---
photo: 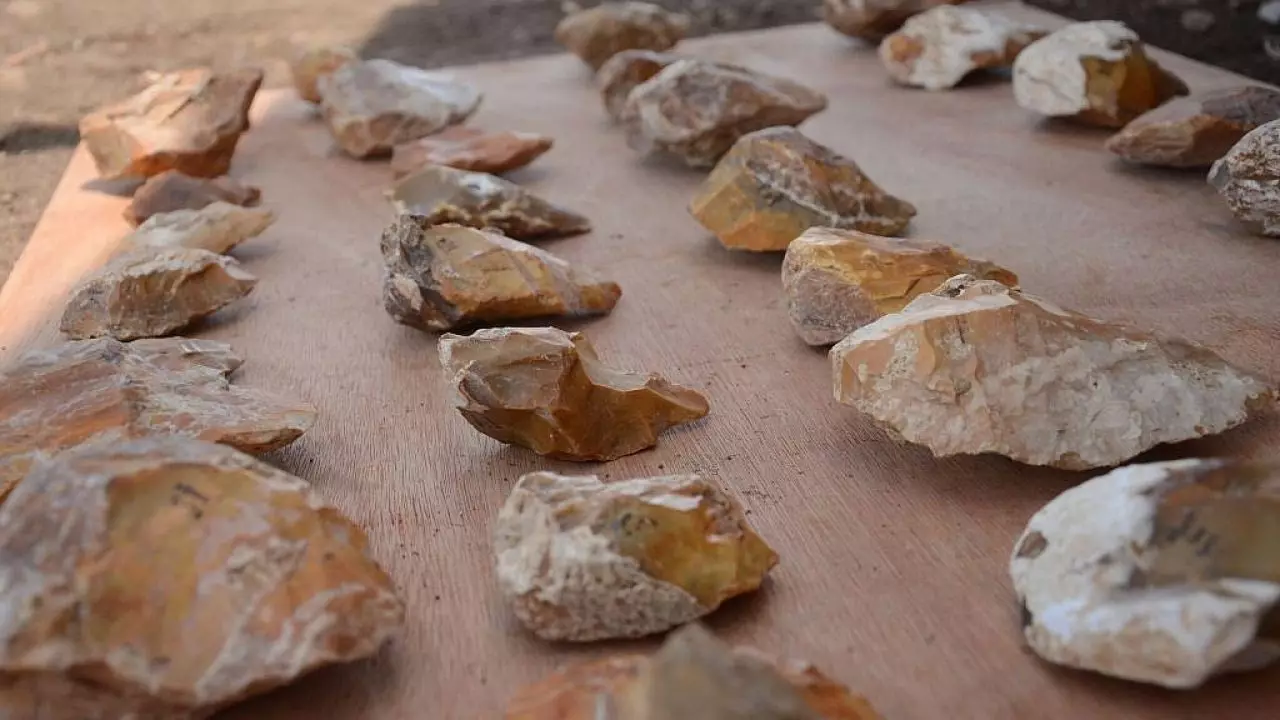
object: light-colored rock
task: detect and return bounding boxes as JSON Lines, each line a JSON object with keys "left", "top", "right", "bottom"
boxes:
{"left": 390, "top": 126, "right": 553, "bottom": 178}
{"left": 1107, "top": 86, "right": 1280, "bottom": 168}
{"left": 1013, "top": 21, "right": 1188, "bottom": 128}
{"left": 1011, "top": 458, "right": 1280, "bottom": 688}
{"left": 0, "top": 437, "right": 404, "bottom": 719}
{"left": 381, "top": 220, "right": 620, "bottom": 331}
{"left": 291, "top": 44, "right": 357, "bottom": 103}
{"left": 389, "top": 165, "right": 590, "bottom": 240}
{"left": 122, "top": 201, "right": 276, "bottom": 255}
{"left": 495, "top": 472, "right": 777, "bottom": 641}
{"left": 690, "top": 127, "right": 916, "bottom": 251}
{"left": 124, "top": 170, "right": 261, "bottom": 226}
{"left": 0, "top": 337, "right": 316, "bottom": 502}
{"left": 504, "top": 624, "right": 884, "bottom": 719}
{"left": 555, "top": 1, "right": 689, "bottom": 70}
{"left": 79, "top": 68, "right": 263, "bottom": 180}
{"left": 622, "top": 59, "right": 828, "bottom": 168}
{"left": 597, "top": 49, "right": 682, "bottom": 121}
{"left": 782, "top": 227, "right": 1017, "bottom": 345}
{"left": 60, "top": 247, "right": 256, "bottom": 341}
{"left": 1208, "top": 119, "right": 1280, "bottom": 237}
{"left": 318, "top": 59, "right": 482, "bottom": 158}
{"left": 879, "top": 6, "right": 1046, "bottom": 90}
{"left": 439, "top": 327, "right": 709, "bottom": 461}
{"left": 830, "top": 275, "right": 1275, "bottom": 470}
{"left": 823, "top": 0, "right": 973, "bottom": 42}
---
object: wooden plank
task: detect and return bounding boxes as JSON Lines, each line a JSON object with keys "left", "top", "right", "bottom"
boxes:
{"left": 3, "top": 4, "right": 1280, "bottom": 718}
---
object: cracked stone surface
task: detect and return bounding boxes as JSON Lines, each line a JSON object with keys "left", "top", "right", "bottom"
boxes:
{"left": 318, "top": 58, "right": 482, "bottom": 158}
{"left": 389, "top": 165, "right": 590, "bottom": 240}
{"left": 824, "top": 0, "right": 974, "bottom": 42}
{"left": 390, "top": 126, "right": 554, "bottom": 178}
{"left": 783, "top": 227, "right": 1017, "bottom": 345}
{"left": 380, "top": 219, "right": 620, "bottom": 332}
{"left": 124, "top": 170, "right": 261, "bottom": 226}
{"left": 879, "top": 6, "right": 1046, "bottom": 90}
{"left": 495, "top": 472, "right": 777, "bottom": 641}
{"left": 291, "top": 45, "right": 358, "bottom": 103}
{"left": 1011, "top": 458, "right": 1280, "bottom": 688}
{"left": 1208, "top": 119, "right": 1280, "bottom": 237}
{"left": 0, "top": 337, "right": 316, "bottom": 503}
{"left": 830, "top": 275, "right": 1275, "bottom": 470}
{"left": 439, "top": 327, "right": 709, "bottom": 461}
{"left": 0, "top": 437, "right": 404, "bottom": 720}
{"left": 504, "top": 624, "right": 883, "bottom": 719}
{"left": 80, "top": 68, "right": 263, "bottom": 180}
{"left": 597, "top": 49, "right": 683, "bottom": 121}
{"left": 1013, "top": 21, "right": 1188, "bottom": 128}
{"left": 622, "top": 59, "right": 828, "bottom": 168}
{"left": 122, "top": 202, "right": 275, "bottom": 255}
{"left": 1107, "top": 86, "right": 1280, "bottom": 168}
{"left": 691, "top": 127, "right": 916, "bottom": 251}
{"left": 555, "top": 1, "right": 689, "bottom": 70}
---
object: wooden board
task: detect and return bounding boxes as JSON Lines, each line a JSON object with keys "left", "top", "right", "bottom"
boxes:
{"left": 3, "top": 4, "right": 1280, "bottom": 718}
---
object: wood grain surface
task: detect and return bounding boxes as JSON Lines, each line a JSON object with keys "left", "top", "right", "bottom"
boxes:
{"left": 2, "top": 4, "right": 1279, "bottom": 718}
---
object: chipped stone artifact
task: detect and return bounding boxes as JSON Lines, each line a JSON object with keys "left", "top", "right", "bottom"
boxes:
{"left": 555, "top": 1, "right": 689, "bottom": 70}
{"left": 122, "top": 201, "right": 275, "bottom": 255}
{"left": 0, "top": 437, "right": 404, "bottom": 719}
{"left": 1011, "top": 458, "right": 1280, "bottom": 688}
{"left": 831, "top": 275, "right": 1275, "bottom": 470}
{"left": 439, "top": 327, "right": 708, "bottom": 461}
{"left": 824, "top": 0, "right": 972, "bottom": 42}
{"left": 783, "top": 227, "right": 1017, "bottom": 345}
{"left": 504, "top": 624, "right": 884, "bottom": 719}
{"left": 1013, "top": 21, "right": 1188, "bottom": 128}
{"left": 495, "top": 472, "right": 777, "bottom": 641}
{"left": 124, "top": 169, "right": 261, "bottom": 226}
{"left": 292, "top": 44, "right": 358, "bottom": 103}
{"left": 1107, "top": 86, "right": 1280, "bottom": 168}
{"left": 623, "top": 59, "right": 828, "bottom": 168}
{"left": 879, "top": 6, "right": 1046, "bottom": 90}
{"left": 0, "top": 337, "right": 316, "bottom": 501}
{"left": 390, "top": 126, "right": 554, "bottom": 178}
{"left": 389, "top": 165, "right": 590, "bottom": 240}
{"left": 381, "top": 220, "right": 620, "bottom": 331}
{"left": 1209, "top": 119, "right": 1280, "bottom": 237}
{"left": 61, "top": 247, "right": 257, "bottom": 341}
{"left": 597, "top": 49, "right": 681, "bottom": 121}
{"left": 80, "top": 67, "right": 263, "bottom": 180}
{"left": 691, "top": 127, "right": 916, "bottom": 251}
{"left": 318, "top": 58, "right": 482, "bottom": 158}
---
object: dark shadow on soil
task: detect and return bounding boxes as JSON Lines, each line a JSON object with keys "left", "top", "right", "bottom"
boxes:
{"left": 0, "top": 122, "right": 79, "bottom": 154}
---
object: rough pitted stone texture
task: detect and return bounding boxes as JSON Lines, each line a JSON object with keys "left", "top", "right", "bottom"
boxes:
{"left": 389, "top": 165, "right": 591, "bottom": 240}
{"left": 0, "top": 437, "right": 404, "bottom": 719}
{"left": 824, "top": 0, "right": 973, "bottom": 42}
{"left": 554, "top": 2, "right": 689, "bottom": 70}
{"left": 690, "top": 127, "right": 916, "bottom": 252}
{"left": 439, "top": 327, "right": 709, "bottom": 461}
{"left": 60, "top": 247, "right": 257, "bottom": 341}
{"left": 1107, "top": 87, "right": 1280, "bottom": 168}
{"left": 1209, "top": 119, "right": 1280, "bottom": 237}
{"left": 597, "top": 49, "right": 682, "bottom": 121}
{"left": 622, "top": 59, "right": 828, "bottom": 168}
{"left": 830, "top": 275, "right": 1275, "bottom": 470}
{"left": 504, "top": 624, "right": 884, "bottom": 719}
{"left": 783, "top": 227, "right": 1017, "bottom": 346}
{"left": 317, "top": 59, "right": 482, "bottom": 158}
{"left": 0, "top": 337, "right": 316, "bottom": 502}
{"left": 879, "top": 6, "right": 1046, "bottom": 90}
{"left": 122, "top": 201, "right": 275, "bottom": 255}
{"left": 124, "top": 170, "right": 261, "bottom": 226}
{"left": 495, "top": 472, "right": 777, "bottom": 642}
{"left": 1013, "top": 21, "right": 1188, "bottom": 128}
{"left": 390, "top": 126, "right": 554, "bottom": 178}
{"left": 1011, "top": 458, "right": 1280, "bottom": 689}
{"left": 79, "top": 68, "right": 263, "bottom": 181}
{"left": 291, "top": 45, "right": 357, "bottom": 103}
{"left": 380, "top": 220, "right": 620, "bottom": 332}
